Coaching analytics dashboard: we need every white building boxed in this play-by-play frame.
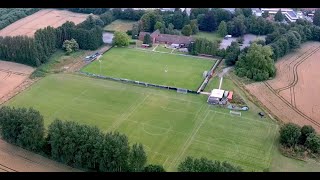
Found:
[207,89,225,104]
[260,8,299,22]
[252,8,262,17]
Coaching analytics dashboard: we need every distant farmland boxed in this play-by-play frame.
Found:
[0,9,89,37]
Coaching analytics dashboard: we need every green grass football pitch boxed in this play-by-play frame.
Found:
[6,74,278,171]
[81,47,215,90]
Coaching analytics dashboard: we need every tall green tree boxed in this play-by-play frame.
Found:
[113,31,130,46]
[140,11,162,32]
[62,38,79,55]
[0,106,44,152]
[154,21,165,33]
[99,132,130,172]
[305,133,320,153]
[225,42,240,66]
[190,19,199,34]
[279,123,301,147]
[217,21,228,37]
[128,143,147,172]
[143,34,152,46]
[274,9,284,22]
[181,24,192,36]
[300,125,316,145]
[235,43,275,81]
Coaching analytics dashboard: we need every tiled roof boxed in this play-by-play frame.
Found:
[156,34,194,44]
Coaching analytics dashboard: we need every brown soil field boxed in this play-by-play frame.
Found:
[0,61,35,103]
[0,9,89,37]
[246,42,320,131]
[0,139,80,172]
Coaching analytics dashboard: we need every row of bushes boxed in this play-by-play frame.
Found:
[280,123,320,157]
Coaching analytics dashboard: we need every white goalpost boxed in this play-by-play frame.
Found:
[229,110,241,117]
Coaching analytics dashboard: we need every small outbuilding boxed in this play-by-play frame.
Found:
[227,91,233,100]
[207,89,225,104]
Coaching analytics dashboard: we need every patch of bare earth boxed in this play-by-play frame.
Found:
[0,139,81,172]
[0,61,35,105]
[246,42,320,132]
[0,9,89,37]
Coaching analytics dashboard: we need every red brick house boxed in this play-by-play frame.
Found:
[139,30,194,47]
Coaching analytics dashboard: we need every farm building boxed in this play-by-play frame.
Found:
[139,30,194,48]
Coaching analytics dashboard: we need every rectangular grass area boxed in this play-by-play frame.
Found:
[82,47,215,90]
[6,73,278,172]
[192,31,222,42]
[104,20,137,32]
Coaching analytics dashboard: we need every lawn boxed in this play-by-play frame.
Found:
[155,45,173,53]
[81,47,215,90]
[104,20,137,32]
[192,31,223,42]
[6,73,279,172]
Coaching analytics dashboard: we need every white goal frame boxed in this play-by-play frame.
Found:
[230,110,241,117]
[177,88,188,94]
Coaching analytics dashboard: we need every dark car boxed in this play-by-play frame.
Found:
[258,112,265,117]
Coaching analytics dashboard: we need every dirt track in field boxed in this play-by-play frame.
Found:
[0,9,89,37]
[246,42,320,131]
[0,61,35,105]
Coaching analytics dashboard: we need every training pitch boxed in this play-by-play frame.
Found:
[81,47,215,90]
[7,74,278,171]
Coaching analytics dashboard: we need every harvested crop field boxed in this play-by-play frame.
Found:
[0,9,89,37]
[246,42,320,131]
[0,139,80,172]
[0,61,34,104]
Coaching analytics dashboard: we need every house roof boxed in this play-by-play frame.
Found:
[156,34,194,44]
[150,29,160,38]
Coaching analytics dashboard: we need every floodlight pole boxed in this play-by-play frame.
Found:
[99,60,101,74]
[135,35,138,48]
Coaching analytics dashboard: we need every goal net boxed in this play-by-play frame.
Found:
[177,88,188,94]
[230,110,241,117]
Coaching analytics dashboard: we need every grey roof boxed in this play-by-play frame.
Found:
[287,11,297,18]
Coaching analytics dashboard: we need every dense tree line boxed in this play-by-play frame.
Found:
[66,8,109,15]
[188,38,220,56]
[0,8,40,30]
[190,8,232,32]
[111,8,145,21]
[0,16,103,67]
[0,106,164,172]
[178,157,242,172]
[280,123,320,155]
